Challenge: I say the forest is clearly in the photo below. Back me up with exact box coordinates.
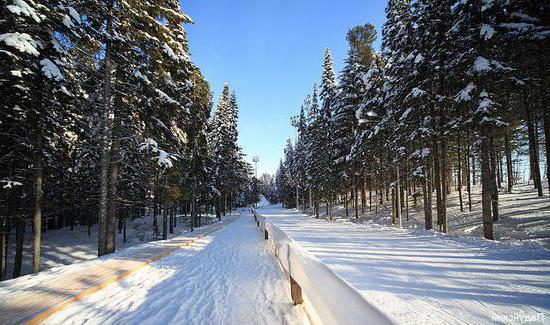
[274,0,549,241]
[0,0,258,280]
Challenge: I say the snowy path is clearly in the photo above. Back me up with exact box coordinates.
[35,211,304,324]
[258,206,550,325]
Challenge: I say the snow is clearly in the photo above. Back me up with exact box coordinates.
[40,58,63,81]
[66,6,81,24]
[10,70,22,77]
[500,23,535,33]
[414,53,424,64]
[162,43,178,60]
[133,70,151,84]
[2,213,221,280]
[0,32,41,56]
[408,87,426,99]
[510,12,539,23]
[399,107,412,121]
[455,82,476,102]
[473,56,491,73]
[6,0,43,23]
[480,24,495,40]
[477,96,495,113]
[257,194,271,207]
[157,149,174,168]
[1,180,23,189]
[35,212,306,324]
[155,88,179,105]
[257,204,550,324]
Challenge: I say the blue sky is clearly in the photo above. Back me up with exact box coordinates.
[183,0,387,175]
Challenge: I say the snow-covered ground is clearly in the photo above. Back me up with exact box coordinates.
[4,213,219,279]
[316,182,550,249]
[257,194,271,207]
[34,211,306,324]
[258,205,550,324]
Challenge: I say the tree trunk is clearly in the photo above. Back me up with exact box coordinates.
[544,111,550,193]
[106,112,120,254]
[169,205,174,234]
[472,151,477,186]
[489,137,499,221]
[432,137,443,230]
[123,217,127,243]
[361,176,366,213]
[525,93,543,196]
[423,157,433,230]
[354,178,359,219]
[191,186,197,232]
[466,138,473,212]
[0,220,6,280]
[98,6,114,257]
[480,132,494,240]
[504,131,514,193]
[440,138,448,233]
[32,123,43,273]
[457,131,463,212]
[344,192,349,218]
[162,205,168,240]
[12,218,25,278]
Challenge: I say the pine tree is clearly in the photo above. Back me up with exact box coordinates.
[0,0,82,275]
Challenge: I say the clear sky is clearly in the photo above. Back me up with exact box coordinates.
[183,0,387,175]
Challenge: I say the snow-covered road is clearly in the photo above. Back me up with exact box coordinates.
[43,211,305,324]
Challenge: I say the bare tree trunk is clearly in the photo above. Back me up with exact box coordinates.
[480,132,494,240]
[162,205,168,240]
[12,218,25,278]
[354,177,359,219]
[440,138,448,233]
[391,187,396,225]
[544,111,550,193]
[0,220,6,280]
[457,131,463,212]
[344,192,349,218]
[466,137,473,212]
[472,150,477,186]
[123,216,127,243]
[32,123,43,273]
[106,107,120,254]
[361,175,366,213]
[433,137,443,230]
[191,183,197,231]
[489,137,499,221]
[98,5,114,256]
[497,150,503,189]
[169,205,174,234]
[504,131,514,193]
[525,93,543,196]
[423,157,433,230]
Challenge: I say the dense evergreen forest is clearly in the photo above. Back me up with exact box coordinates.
[275,0,549,240]
[0,0,258,280]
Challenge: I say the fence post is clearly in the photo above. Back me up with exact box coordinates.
[290,275,303,305]
[264,229,268,240]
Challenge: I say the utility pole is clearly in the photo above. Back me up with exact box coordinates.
[253,156,259,179]
[253,156,259,208]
